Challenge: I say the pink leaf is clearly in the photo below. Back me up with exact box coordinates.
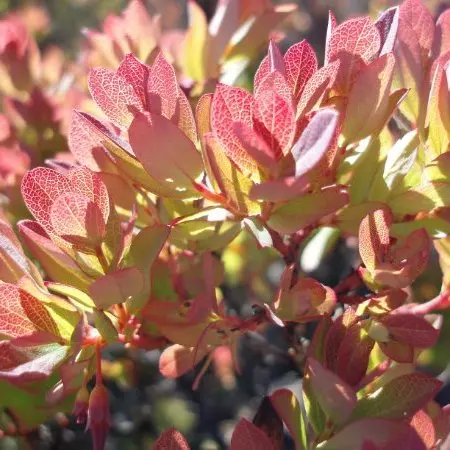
[296,60,340,118]
[375,7,399,56]
[21,167,71,236]
[284,40,318,104]
[230,418,275,450]
[153,428,190,450]
[147,52,178,120]
[324,11,337,65]
[433,9,450,58]
[117,53,150,105]
[307,357,357,424]
[88,68,143,129]
[291,108,338,178]
[129,111,203,194]
[88,267,145,310]
[159,344,209,379]
[50,194,106,247]
[328,17,381,93]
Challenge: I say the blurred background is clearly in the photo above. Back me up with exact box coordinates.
[0,0,449,449]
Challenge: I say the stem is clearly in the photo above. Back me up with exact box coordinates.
[95,245,109,273]
[95,345,102,385]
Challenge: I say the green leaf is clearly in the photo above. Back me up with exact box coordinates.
[270,389,307,450]
[268,186,348,235]
[351,373,442,420]
[243,217,273,248]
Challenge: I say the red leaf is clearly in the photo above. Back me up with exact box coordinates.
[0,284,58,338]
[252,89,295,158]
[324,11,337,65]
[379,339,414,363]
[117,53,150,105]
[88,68,143,129]
[21,167,71,236]
[147,52,179,120]
[410,409,436,448]
[291,108,338,178]
[210,84,258,177]
[336,322,374,386]
[296,60,339,117]
[230,418,275,450]
[359,207,392,272]
[153,428,190,450]
[284,40,318,104]
[380,313,439,348]
[328,17,381,93]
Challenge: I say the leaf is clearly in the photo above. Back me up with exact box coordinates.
[89,267,145,310]
[210,84,258,177]
[243,217,273,248]
[376,7,399,56]
[270,389,307,450]
[307,357,357,425]
[46,282,95,312]
[378,340,414,363]
[292,109,338,178]
[267,186,348,234]
[393,0,434,123]
[252,89,295,159]
[203,133,261,216]
[0,341,68,387]
[296,61,339,118]
[318,418,413,450]
[21,167,71,236]
[88,68,143,129]
[284,40,318,104]
[425,57,450,160]
[433,9,450,58]
[207,0,239,78]
[0,284,59,339]
[380,314,439,348]
[342,53,395,144]
[116,53,150,105]
[389,182,450,215]
[351,373,442,420]
[410,410,436,448]
[125,224,170,312]
[159,344,209,379]
[183,0,208,83]
[0,218,34,284]
[369,130,418,201]
[328,17,381,93]
[50,193,107,248]
[359,207,392,272]
[230,418,275,450]
[93,309,118,344]
[336,322,374,386]
[129,112,203,196]
[153,428,190,450]
[18,220,92,291]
